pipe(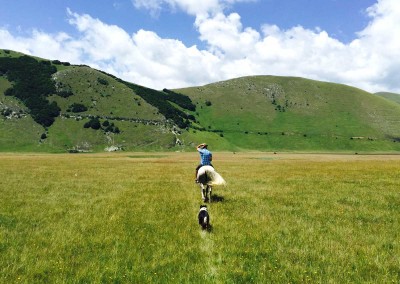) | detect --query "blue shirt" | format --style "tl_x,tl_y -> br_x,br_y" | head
198,148 -> 212,165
